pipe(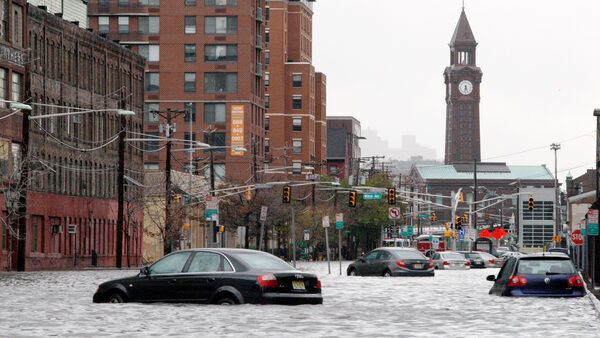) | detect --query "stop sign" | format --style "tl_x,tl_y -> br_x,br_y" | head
571,229 -> 584,246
